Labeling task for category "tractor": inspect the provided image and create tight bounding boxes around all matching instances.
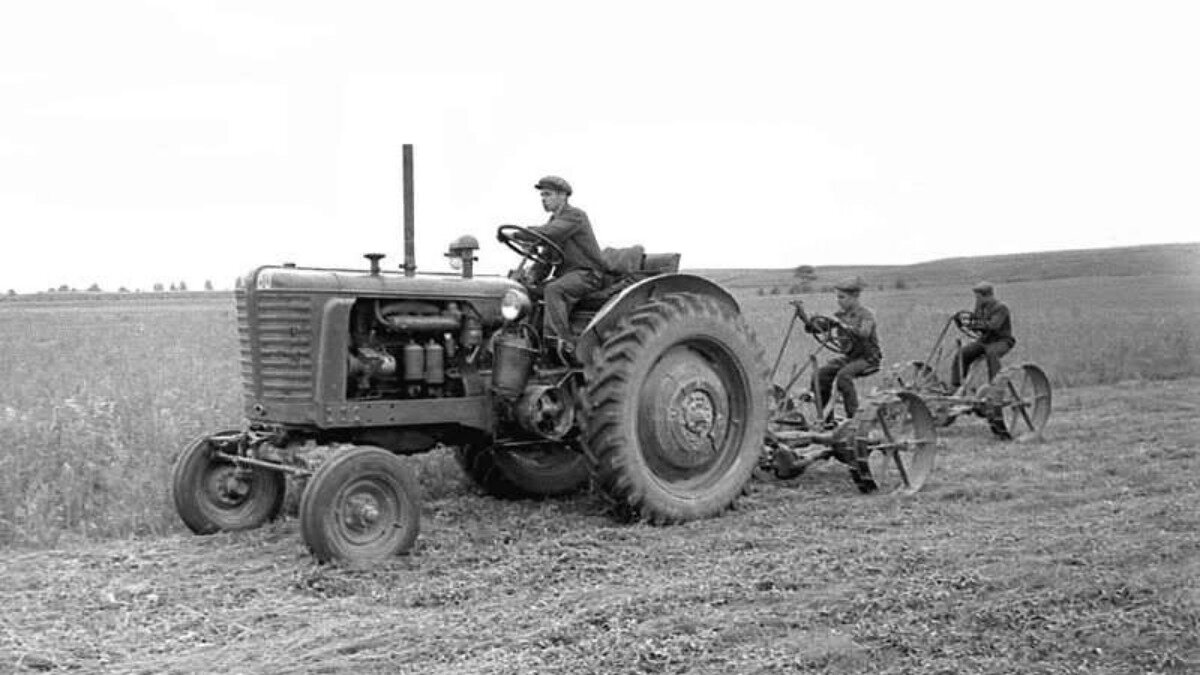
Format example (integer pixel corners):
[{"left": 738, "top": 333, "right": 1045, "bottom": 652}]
[
  {"left": 170, "top": 146, "right": 769, "bottom": 564},
  {"left": 883, "top": 310, "right": 1052, "bottom": 441}
]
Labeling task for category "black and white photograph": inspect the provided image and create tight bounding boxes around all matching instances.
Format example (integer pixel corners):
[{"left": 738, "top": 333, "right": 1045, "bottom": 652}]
[{"left": 1, "top": 2, "right": 1197, "bottom": 673}]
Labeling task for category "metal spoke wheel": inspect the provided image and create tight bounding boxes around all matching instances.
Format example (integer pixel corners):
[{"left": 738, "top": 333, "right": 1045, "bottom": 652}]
[
  {"left": 171, "top": 431, "right": 285, "bottom": 534},
  {"left": 299, "top": 446, "right": 421, "bottom": 565},
  {"left": 861, "top": 393, "right": 939, "bottom": 495},
  {"left": 993, "top": 364, "right": 1052, "bottom": 440}
]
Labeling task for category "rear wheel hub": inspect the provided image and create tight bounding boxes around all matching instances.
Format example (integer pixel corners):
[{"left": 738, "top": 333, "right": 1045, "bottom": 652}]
[{"left": 639, "top": 347, "right": 732, "bottom": 479}]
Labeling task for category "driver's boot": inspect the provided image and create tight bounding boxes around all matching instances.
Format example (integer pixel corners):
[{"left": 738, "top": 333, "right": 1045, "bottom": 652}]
[
  {"left": 555, "top": 337, "right": 580, "bottom": 366},
  {"left": 543, "top": 335, "right": 579, "bottom": 367}
]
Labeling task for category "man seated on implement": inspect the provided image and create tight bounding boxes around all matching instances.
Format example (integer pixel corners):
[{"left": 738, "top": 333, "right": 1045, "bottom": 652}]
[
  {"left": 811, "top": 277, "right": 882, "bottom": 422},
  {"left": 950, "top": 281, "right": 1015, "bottom": 389},
  {"left": 518, "top": 176, "right": 608, "bottom": 358}
]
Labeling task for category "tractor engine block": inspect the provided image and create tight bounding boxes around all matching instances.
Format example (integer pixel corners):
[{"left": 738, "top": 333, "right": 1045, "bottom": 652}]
[{"left": 346, "top": 298, "right": 479, "bottom": 400}]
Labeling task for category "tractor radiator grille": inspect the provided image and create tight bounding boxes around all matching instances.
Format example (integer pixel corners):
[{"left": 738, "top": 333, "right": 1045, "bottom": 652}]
[{"left": 237, "top": 291, "right": 314, "bottom": 401}]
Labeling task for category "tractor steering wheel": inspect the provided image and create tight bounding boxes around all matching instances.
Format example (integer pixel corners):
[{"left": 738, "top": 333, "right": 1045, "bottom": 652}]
[
  {"left": 497, "top": 225, "right": 566, "bottom": 268},
  {"left": 807, "top": 314, "right": 855, "bottom": 354},
  {"left": 952, "top": 310, "right": 983, "bottom": 340}
]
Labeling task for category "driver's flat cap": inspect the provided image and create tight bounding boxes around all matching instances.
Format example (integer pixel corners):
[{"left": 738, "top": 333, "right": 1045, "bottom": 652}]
[
  {"left": 972, "top": 281, "right": 994, "bottom": 295},
  {"left": 834, "top": 276, "right": 864, "bottom": 293},
  {"left": 534, "top": 175, "right": 572, "bottom": 196}
]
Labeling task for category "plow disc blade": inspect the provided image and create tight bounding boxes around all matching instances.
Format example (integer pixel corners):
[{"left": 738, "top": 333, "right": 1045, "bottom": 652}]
[{"left": 859, "top": 392, "right": 939, "bottom": 495}]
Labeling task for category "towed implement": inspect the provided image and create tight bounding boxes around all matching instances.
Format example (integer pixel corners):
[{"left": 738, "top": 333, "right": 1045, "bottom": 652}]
[
  {"left": 885, "top": 310, "right": 1052, "bottom": 441},
  {"left": 759, "top": 300, "right": 939, "bottom": 495}
]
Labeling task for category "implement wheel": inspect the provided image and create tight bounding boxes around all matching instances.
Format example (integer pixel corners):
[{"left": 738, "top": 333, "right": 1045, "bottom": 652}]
[
  {"left": 860, "top": 392, "right": 939, "bottom": 495},
  {"left": 456, "top": 441, "right": 589, "bottom": 499},
  {"left": 299, "top": 446, "right": 420, "bottom": 565},
  {"left": 171, "top": 431, "right": 285, "bottom": 534},
  {"left": 583, "top": 292, "right": 768, "bottom": 523},
  {"left": 993, "top": 363, "right": 1053, "bottom": 440}
]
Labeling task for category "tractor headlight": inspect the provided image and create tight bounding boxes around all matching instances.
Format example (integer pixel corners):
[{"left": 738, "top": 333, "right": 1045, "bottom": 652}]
[{"left": 501, "top": 288, "right": 531, "bottom": 321}]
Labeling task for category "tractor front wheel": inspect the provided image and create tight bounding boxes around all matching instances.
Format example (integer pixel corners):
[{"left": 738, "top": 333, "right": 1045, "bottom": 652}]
[
  {"left": 171, "top": 431, "right": 286, "bottom": 534},
  {"left": 583, "top": 292, "right": 768, "bottom": 523},
  {"left": 299, "top": 446, "right": 420, "bottom": 565}
]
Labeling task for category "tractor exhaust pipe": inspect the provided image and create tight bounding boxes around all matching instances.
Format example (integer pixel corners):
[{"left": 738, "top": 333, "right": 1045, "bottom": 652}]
[{"left": 402, "top": 144, "right": 416, "bottom": 278}]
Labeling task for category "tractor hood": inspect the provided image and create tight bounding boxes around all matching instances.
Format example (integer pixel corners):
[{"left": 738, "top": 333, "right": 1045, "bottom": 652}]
[{"left": 237, "top": 265, "right": 523, "bottom": 300}]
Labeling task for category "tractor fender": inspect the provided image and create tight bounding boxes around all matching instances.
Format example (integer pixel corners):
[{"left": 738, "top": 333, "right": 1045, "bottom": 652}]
[{"left": 576, "top": 273, "right": 741, "bottom": 359}]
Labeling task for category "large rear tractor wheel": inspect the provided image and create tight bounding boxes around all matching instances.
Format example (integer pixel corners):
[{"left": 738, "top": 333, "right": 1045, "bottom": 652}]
[
  {"left": 583, "top": 292, "right": 769, "bottom": 523},
  {"left": 993, "top": 363, "right": 1053, "bottom": 441},
  {"left": 299, "top": 446, "right": 420, "bottom": 565},
  {"left": 861, "top": 393, "right": 939, "bottom": 495},
  {"left": 171, "top": 431, "right": 285, "bottom": 534},
  {"left": 456, "top": 441, "right": 590, "bottom": 499}
]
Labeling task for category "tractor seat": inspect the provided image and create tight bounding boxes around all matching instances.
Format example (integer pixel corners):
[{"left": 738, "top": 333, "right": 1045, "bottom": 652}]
[
  {"left": 572, "top": 246, "right": 681, "bottom": 312},
  {"left": 603, "top": 245, "right": 646, "bottom": 274}
]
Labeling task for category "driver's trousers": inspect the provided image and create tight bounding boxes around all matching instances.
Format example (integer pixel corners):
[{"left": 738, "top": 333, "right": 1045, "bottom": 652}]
[
  {"left": 544, "top": 269, "right": 605, "bottom": 342},
  {"left": 814, "top": 355, "right": 877, "bottom": 419},
  {"left": 950, "top": 339, "right": 1012, "bottom": 388}
]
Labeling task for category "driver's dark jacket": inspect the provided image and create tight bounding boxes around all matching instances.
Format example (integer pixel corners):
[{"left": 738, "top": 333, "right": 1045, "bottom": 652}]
[
  {"left": 972, "top": 299, "right": 1015, "bottom": 347},
  {"left": 834, "top": 305, "right": 882, "bottom": 364},
  {"left": 529, "top": 204, "right": 608, "bottom": 275}
]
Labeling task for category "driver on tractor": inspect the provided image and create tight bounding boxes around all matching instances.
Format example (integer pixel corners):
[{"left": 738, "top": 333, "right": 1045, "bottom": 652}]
[
  {"left": 513, "top": 175, "right": 609, "bottom": 359},
  {"left": 811, "top": 277, "right": 881, "bottom": 422}
]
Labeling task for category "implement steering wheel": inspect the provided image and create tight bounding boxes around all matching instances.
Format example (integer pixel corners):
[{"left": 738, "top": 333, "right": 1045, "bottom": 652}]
[
  {"left": 497, "top": 225, "right": 566, "bottom": 268},
  {"left": 807, "top": 315, "right": 855, "bottom": 354},
  {"left": 952, "top": 310, "right": 983, "bottom": 340}
]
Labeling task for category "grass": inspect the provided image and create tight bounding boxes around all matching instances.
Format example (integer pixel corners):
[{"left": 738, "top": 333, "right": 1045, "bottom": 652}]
[
  {"left": 0, "top": 270, "right": 1197, "bottom": 672},
  {"left": 0, "top": 379, "right": 1196, "bottom": 673}
]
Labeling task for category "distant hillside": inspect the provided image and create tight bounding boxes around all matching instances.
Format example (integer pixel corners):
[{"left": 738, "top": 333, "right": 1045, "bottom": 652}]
[{"left": 689, "top": 242, "right": 1200, "bottom": 292}]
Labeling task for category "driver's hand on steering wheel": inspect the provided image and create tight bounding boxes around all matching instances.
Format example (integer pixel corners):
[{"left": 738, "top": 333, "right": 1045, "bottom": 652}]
[{"left": 511, "top": 228, "right": 539, "bottom": 243}]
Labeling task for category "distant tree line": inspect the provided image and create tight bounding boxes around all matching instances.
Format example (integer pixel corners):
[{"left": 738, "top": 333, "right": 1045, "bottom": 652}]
[
  {"left": 749, "top": 265, "right": 916, "bottom": 296},
  {"left": 7, "top": 280, "right": 221, "bottom": 296}
]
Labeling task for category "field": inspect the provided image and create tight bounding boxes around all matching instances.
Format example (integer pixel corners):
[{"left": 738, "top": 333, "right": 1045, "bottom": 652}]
[{"left": 1, "top": 271, "right": 1198, "bottom": 673}]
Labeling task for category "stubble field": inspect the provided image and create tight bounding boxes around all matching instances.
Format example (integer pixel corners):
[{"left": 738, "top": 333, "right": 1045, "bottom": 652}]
[{"left": 0, "top": 273, "right": 1198, "bottom": 673}]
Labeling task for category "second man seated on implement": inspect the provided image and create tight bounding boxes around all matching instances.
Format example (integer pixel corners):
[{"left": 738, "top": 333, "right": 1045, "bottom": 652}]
[
  {"left": 519, "top": 176, "right": 608, "bottom": 360},
  {"left": 812, "top": 277, "right": 882, "bottom": 423}
]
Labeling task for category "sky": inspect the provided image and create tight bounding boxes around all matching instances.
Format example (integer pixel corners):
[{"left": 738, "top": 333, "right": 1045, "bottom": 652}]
[{"left": 1, "top": 1, "right": 1198, "bottom": 293}]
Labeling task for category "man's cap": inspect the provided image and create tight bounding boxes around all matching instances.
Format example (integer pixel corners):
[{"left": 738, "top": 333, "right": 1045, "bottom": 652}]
[
  {"left": 972, "top": 281, "right": 995, "bottom": 295},
  {"left": 534, "top": 175, "right": 572, "bottom": 196},
  {"left": 834, "top": 276, "right": 864, "bottom": 294}
]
